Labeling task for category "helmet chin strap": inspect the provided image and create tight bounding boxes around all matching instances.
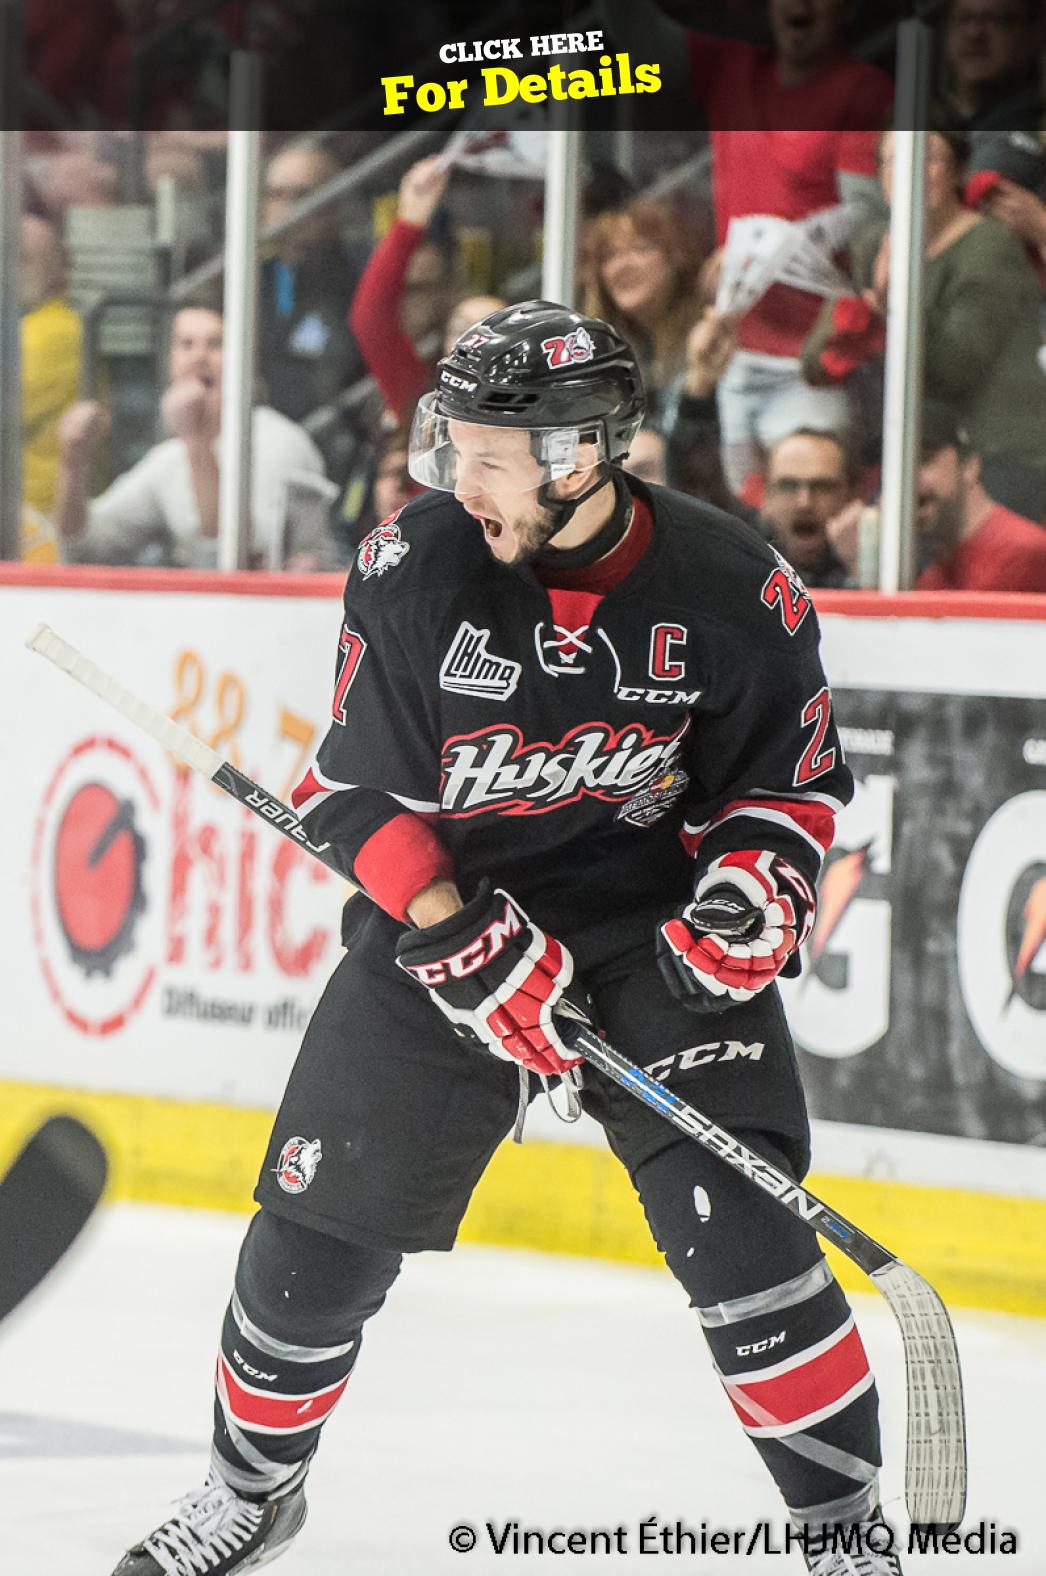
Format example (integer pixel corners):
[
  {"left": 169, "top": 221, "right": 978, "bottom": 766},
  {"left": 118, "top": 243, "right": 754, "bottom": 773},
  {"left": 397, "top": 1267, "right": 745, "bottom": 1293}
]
[{"left": 536, "top": 464, "right": 614, "bottom": 542}]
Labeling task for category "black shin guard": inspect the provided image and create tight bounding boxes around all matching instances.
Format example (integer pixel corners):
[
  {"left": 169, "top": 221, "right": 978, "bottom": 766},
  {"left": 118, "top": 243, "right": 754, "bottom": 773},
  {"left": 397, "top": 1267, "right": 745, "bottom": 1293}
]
[
  {"left": 634, "top": 1137, "right": 882, "bottom": 1524},
  {"left": 212, "top": 1210, "right": 402, "bottom": 1497}
]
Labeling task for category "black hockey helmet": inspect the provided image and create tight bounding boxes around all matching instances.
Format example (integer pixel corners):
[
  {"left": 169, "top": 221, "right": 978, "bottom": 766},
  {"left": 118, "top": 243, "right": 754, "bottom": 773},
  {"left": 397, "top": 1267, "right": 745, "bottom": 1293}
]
[{"left": 408, "top": 300, "right": 646, "bottom": 501}]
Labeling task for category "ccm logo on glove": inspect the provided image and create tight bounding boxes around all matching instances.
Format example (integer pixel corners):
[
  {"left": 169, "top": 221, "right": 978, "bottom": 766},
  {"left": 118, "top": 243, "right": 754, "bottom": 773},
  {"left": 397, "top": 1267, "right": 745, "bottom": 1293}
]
[
  {"left": 395, "top": 880, "right": 588, "bottom": 1077},
  {"left": 398, "top": 901, "right": 522, "bottom": 985}
]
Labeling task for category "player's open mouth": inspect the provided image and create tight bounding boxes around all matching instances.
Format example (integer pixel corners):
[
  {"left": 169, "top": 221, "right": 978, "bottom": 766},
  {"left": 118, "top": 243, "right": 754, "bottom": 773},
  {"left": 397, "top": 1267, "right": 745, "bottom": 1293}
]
[{"left": 481, "top": 517, "right": 503, "bottom": 540}]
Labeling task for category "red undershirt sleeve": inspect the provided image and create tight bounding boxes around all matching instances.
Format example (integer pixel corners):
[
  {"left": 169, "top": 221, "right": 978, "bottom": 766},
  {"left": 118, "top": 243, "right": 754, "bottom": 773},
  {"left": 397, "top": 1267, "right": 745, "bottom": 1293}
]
[{"left": 352, "top": 812, "right": 454, "bottom": 924}]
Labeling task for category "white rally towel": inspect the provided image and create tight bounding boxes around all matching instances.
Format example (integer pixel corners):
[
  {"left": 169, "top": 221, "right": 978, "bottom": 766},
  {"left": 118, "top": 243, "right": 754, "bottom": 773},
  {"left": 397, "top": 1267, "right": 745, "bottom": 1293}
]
[
  {"left": 716, "top": 203, "right": 864, "bottom": 316},
  {"left": 436, "top": 129, "right": 548, "bottom": 179},
  {"left": 715, "top": 214, "right": 802, "bottom": 316}
]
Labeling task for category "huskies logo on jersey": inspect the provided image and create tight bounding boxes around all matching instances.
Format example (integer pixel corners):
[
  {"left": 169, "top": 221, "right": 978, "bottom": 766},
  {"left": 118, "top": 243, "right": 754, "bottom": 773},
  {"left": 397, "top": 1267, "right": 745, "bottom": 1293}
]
[
  {"left": 357, "top": 519, "right": 410, "bottom": 580},
  {"left": 440, "top": 717, "right": 690, "bottom": 816}
]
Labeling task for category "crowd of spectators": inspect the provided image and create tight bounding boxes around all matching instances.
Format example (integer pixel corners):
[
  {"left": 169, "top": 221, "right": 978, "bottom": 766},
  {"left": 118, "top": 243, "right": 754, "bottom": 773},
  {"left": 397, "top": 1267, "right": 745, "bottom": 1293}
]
[
  {"left": 13, "top": 0, "right": 1046, "bottom": 590},
  {"left": 54, "top": 301, "right": 333, "bottom": 570},
  {"left": 20, "top": 214, "right": 82, "bottom": 563},
  {"left": 804, "top": 127, "right": 1046, "bottom": 522}
]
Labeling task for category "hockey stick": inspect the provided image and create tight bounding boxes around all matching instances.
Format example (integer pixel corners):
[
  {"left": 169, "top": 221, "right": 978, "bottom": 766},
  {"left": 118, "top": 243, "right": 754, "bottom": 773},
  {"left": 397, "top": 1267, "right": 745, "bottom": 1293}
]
[
  {"left": 559, "top": 1020, "right": 966, "bottom": 1531},
  {"left": 0, "top": 1115, "right": 108, "bottom": 1324},
  {"left": 24, "top": 622, "right": 966, "bottom": 1529}
]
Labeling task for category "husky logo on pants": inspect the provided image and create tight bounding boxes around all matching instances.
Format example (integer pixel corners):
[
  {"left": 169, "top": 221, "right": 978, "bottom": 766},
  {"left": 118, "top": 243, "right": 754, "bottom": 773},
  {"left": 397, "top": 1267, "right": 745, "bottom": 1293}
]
[{"left": 276, "top": 1136, "right": 323, "bottom": 1194}]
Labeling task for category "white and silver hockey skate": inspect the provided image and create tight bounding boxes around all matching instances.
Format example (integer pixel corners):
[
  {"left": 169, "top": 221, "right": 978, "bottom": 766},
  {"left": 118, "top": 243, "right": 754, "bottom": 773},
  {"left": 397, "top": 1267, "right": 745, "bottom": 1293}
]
[
  {"left": 110, "top": 1469, "right": 306, "bottom": 1576},
  {"left": 801, "top": 1509, "right": 904, "bottom": 1576}
]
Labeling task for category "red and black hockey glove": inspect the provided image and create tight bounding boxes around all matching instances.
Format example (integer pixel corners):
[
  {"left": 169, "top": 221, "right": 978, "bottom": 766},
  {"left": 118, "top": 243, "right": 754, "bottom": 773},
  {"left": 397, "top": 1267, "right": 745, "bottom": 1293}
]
[
  {"left": 395, "top": 881, "right": 590, "bottom": 1077},
  {"left": 657, "top": 850, "right": 816, "bottom": 1011}
]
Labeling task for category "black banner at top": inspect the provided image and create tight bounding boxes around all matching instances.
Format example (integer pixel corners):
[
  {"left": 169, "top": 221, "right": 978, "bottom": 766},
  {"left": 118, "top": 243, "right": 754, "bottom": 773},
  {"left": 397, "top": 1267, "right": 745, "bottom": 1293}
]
[{"left": 17, "top": 0, "right": 1046, "bottom": 132}]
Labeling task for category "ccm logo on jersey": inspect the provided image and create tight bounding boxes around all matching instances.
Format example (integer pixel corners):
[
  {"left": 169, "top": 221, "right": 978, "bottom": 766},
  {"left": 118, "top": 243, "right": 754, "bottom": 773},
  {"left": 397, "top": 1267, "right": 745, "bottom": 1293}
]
[
  {"left": 616, "top": 685, "right": 702, "bottom": 705},
  {"left": 644, "top": 1041, "right": 765, "bottom": 1080},
  {"left": 399, "top": 901, "right": 523, "bottom": 985},
  {"left": 357, "top": 519, "right": 410, "bottom": 579}
]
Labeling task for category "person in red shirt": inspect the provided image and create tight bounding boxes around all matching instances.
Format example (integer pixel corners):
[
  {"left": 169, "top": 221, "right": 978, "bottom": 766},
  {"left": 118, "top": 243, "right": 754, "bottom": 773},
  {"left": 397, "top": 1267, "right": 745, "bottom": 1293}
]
[
  {"left": 914, "top": 404, "right": 1046, "bottom": 591},
  {"left": 827, "top": 402, "right": 1046, "bottom": 588},
  {"left": 349, "top": 155, "right": 504, "bottom": 425},
  {"left": 603, "top": 0, "right": 894, "bottom": 498}
]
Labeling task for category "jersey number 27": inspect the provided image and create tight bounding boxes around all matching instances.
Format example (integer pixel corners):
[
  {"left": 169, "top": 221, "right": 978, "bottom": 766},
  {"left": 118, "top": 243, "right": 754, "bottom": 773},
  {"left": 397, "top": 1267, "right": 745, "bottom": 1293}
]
[
  {"left": 332, "top": 626, "right": 367, "bottom": 725},
  {"left": 794, "top": 687, "right": 837, "bottom": 785},
  {"left": 760, "top": 566, "right": 811, "bottom": 635}
]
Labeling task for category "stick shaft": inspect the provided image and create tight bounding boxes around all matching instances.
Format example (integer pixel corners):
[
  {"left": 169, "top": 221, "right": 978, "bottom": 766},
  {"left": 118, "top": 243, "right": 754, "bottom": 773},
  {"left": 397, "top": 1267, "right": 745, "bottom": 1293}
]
[
  {"left": 566, "top": 1021, "right": 892, "bottom": 1271},
  {"left": 25, "top": 623, "right": 341, "bottom": 873},
  {"left": 25, "top": 623, "right": 223, "bottom": 777}
]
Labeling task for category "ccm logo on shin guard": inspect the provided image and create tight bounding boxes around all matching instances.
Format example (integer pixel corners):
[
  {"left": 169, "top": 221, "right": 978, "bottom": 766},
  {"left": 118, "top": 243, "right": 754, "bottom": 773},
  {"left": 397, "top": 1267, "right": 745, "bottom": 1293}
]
[
  {"left": 399, "top": 902, "right": 523, "bottom": 986},
  {"left": 644, "top": 1041, "right": 765, "bottom": 1080},
  {"left": 736, "top": 1331, "right": 786, "bottom": 1357},
  {"left": 233, "top": 1350, "right": 278, "bottom": 1383}
]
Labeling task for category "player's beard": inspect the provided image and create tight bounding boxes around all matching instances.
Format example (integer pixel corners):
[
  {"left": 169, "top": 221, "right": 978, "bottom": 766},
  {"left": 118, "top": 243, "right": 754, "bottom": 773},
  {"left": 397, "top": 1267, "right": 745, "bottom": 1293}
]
[{"left": 483, "top": 498, "right": 563, "bottom": 568}]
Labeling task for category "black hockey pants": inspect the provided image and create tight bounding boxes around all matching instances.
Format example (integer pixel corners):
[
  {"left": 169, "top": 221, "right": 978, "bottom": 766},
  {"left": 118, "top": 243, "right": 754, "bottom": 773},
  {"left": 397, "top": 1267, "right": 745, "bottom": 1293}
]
[{"left": 213, "top": 1131, "right": 882, "bottom": 1527}]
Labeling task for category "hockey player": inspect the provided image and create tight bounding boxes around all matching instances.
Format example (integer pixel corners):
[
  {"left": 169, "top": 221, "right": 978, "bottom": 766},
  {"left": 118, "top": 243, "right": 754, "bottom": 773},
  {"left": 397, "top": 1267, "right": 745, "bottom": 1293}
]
[{"left": 111, "top": 302, "right": 902, "bottom": 1576}]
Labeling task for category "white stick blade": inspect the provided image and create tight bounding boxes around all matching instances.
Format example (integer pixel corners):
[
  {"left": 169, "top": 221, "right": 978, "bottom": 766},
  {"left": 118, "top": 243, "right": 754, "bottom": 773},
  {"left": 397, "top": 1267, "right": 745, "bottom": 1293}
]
[
  {"left": 872, "top": 1261, "right": 967, "bottom": 1529},
  {"left": 24, "top": 624, "right": 224, "bottom": 780}
]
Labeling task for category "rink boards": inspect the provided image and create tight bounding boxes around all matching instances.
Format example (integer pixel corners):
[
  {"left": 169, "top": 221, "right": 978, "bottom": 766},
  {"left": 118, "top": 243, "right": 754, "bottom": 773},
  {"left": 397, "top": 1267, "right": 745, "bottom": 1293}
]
[{"left": 1, "top": 566, "right": 1045, "bottom": 1316}]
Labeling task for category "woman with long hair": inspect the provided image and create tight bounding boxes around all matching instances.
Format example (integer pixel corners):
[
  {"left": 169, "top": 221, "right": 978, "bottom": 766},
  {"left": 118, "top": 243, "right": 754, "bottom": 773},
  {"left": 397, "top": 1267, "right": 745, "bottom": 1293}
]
[{"left": 582, "top": 197, "right": 706, "bottom": 417}]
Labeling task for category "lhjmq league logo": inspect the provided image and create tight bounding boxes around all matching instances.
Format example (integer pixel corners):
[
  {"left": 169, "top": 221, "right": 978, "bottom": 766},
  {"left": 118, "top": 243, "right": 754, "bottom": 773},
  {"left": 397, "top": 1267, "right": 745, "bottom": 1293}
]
[{"left": 30, "top": 736, "right": 160, "bottom": 1036}]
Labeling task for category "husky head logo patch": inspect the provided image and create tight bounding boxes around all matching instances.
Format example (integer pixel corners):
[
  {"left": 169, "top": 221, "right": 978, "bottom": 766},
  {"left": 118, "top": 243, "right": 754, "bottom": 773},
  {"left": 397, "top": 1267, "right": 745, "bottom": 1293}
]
[
  {"left": 276, "top": 1136, "right": 323, "bottom": 1194},
  {"left": 357, "top": 519, "right": 410, "bottom": 580}
]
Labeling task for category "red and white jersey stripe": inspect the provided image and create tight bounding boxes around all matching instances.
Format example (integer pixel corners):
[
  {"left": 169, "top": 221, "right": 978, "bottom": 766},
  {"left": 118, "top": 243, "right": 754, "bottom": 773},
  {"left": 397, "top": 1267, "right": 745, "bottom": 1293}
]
[
  {"left": 716, "top": 1315, "right": 874, "bottom": 1438},
  {"left": 292, "top": 759, "right": 440, "bottom": 821},
  {"left": 682, "top": 788, "right": 845, "bottom": 863}
]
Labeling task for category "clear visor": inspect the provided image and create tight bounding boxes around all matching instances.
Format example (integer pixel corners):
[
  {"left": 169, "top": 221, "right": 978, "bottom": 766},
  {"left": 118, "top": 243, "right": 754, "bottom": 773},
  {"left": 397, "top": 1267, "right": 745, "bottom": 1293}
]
[{"left": 408, "top": 391, "right": 613, "bottom": 500}]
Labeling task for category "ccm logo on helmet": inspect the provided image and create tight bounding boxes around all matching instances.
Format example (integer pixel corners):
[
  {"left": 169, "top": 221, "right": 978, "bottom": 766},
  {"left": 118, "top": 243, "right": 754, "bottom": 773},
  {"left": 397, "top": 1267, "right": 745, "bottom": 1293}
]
[
  {"left": 541, "top": 326, "right": 595, "bottom": 369},
  {"left": 398, "top": 901, "right": 523, "bottom": 985},
  {"left": 441, "top": 370, "right": 479, "bottom": 393}
]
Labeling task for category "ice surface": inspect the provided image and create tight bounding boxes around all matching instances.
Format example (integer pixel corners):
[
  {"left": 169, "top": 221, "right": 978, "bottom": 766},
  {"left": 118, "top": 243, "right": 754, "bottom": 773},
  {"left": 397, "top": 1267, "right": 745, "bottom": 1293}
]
[{"left": 1, "top": 1203, "right": 1041, "bottom": 1573}]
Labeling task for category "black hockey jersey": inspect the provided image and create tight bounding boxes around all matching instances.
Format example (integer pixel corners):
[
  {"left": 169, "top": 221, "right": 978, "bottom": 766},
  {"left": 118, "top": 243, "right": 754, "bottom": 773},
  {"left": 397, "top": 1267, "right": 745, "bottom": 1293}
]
[{"left": 291, "top": 479, "right": 853, "bottom": 936}]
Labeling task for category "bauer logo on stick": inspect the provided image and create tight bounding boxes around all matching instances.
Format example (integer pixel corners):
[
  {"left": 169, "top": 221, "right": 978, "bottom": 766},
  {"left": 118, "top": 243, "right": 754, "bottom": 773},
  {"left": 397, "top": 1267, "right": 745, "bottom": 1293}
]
[{"left": 275, "top": 1136, "right": 323, "bottom": 1194}]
